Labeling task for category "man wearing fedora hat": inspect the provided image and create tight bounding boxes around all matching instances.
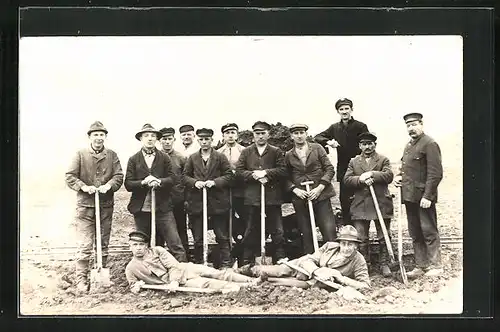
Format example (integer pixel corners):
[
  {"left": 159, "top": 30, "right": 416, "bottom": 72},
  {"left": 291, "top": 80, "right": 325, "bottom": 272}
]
[
  {"left": 285, "top": 124, "right": 337, "bottom": 255},
  {"left": 65, "top": 121, "right": 124, "bottom": 292},
  {"left": 344, "top": 132, "right": 394, "bottom": 277},
  {"left": 178, "top": 124, "right": 200, "bottom": 158},
  {"left": 394, "top": 113, "right": 443, "bottom": 278},
  {"left": 236, "top": 225, "right": 370, "bottom": 290},
  {"left": 314, "top": 98, "right": 370, "bottom": 226},
  {"left": 125, "top": 123, "right": 187, "bottom": 262}
]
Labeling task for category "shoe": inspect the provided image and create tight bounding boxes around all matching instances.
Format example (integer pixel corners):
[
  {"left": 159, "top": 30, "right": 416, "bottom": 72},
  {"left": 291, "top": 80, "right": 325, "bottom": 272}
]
[
  {"left": 406, "top": 267, "right": 425, "bottom": 279},
  {"left": 236, "top": 264, "right": 253, "bottom": 276},
  {"left": 424, "top": 267, "right": 444, "bottom": 277},
  {"left": 381, "top": 265, "right": 392, "bottom": 277}
]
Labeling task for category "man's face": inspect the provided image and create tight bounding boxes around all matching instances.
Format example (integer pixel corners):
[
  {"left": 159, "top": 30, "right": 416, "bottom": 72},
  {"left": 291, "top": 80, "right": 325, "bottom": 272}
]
[
  {"left": 406, "top": 120, "right": 424, "bottom": 139},
  {"left": 129, "top": 240, "right": 148, "bottom": 258},
  {"left": 180, "top": 131, "right": 195, "bottom": 145},
  {"left": 223, "top": 129, "right": 238, "bottom": 145},
  {"left": 89, "top": 131, "right": 107, "bottom": 149},
  {"left": 160, "top": 135, "right": 175, "bottom": 151},
  {"left": 339, "top": 240, "right": 357, "bottom": 258},
  {"left": 253, "top": 129, "right": 270, "bottom": 146},
  {"left": 291, "top": 130, "right": 307, "bottom": 145},
  {"left": 197, "top": 136, "right": 213, "bottom": 149},
  {"left": 359, "top": 140, "right": 376, "bottom": 156},
  {"left": 337, "top": 105, "right": 353, "bottom": 121}
]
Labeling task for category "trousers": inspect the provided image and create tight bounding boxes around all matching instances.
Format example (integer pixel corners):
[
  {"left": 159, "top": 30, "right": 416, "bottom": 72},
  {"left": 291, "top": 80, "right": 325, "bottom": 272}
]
[{"left": 352, "top": 218, "right": 391, "bottom": 265}]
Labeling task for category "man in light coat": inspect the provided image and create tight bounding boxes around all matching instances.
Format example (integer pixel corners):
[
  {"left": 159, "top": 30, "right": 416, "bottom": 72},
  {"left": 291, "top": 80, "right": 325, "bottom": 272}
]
[{"left": 177, "top": 124, "right": 200, "bottom": 158}]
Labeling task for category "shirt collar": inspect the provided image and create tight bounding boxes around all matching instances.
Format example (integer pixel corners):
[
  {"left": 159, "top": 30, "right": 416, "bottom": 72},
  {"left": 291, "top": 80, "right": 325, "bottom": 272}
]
[
  {"left": 89, "top": 145, "right": 105, "bottom": 154},
  {"left": 340, "top": 117, "right": 355, "bottom": 127},
  {"left": 142, "top": 148, "right": 156, "bottom": 156}
]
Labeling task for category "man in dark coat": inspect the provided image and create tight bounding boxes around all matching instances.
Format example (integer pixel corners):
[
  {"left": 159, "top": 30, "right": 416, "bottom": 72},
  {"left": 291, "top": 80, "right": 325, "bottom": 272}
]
[
  {"left": 65, "top": 121, "right": 124, "bottom": 292},
  {"left": 125, "top": 123, "right": 187, "bottom": 262},
  {"left": 395, "top": 113, "right": 443, "bottom": 278},
  {"left": 314, "top": 98, "right": 369, "bottom": 226},
  {"left": 183, "top": 128, "right": 233, "bottom": 268},
  {"left": 235, "top": 121, "right": 288, "bottom": 265},
  {"left": 344, "top": 132, "right": 394, "bottom": 276},
  {"left": 285, "top": 124, "right": 337, "bottom": 255}
]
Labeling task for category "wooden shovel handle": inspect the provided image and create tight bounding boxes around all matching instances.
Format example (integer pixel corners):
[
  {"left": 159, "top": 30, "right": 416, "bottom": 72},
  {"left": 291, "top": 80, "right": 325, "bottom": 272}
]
[
  {"left": 95, "top": 192, "right": 103, "bottom": 269},
  {"left": 368, "top": 185, "right": 395, "bottom": 263}
]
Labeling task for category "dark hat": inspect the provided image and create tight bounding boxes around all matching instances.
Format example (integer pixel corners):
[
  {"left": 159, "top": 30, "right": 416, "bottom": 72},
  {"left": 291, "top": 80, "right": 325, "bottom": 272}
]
[
  {"left": 159, "top": 127, "right": 175, "bottom": 137},
  {"left": 135, "top": 123, "right": 161, "bottom": 141},
  {"left": 337, "top": 225, "right": 362, "bottom": 243},
  {"left": 289, "top": 124, "right": 309, "bottom": 133},
  {"left": 252, "top": 121, "right": 271, "bottom": 131},
  {"left": 335, "top": 98, "right": 353, "bottom": 110},
  {"left": 403, "top": 112, "right": 423, "bottom": 123},
  {"left": 196, "top": 128, "right": 214, "bottom": 137},
  {"left": 358, "top": 132, "right": 377, "bottom": 142},
  {"left": 179, "top": 125, "right": 195, "bottom": 133},
  {"left": 221, "top": 123, "right": 239, "bottom": 133},
  {"left": 87, "top": 121, "right": 108, "bottom": 135},
  {"left": 129, "top": 231, "right": 150, "bottom": 243}
]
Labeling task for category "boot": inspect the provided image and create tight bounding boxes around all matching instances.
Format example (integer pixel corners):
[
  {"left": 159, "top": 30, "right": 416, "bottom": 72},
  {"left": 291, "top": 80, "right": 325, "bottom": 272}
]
[
  {"left": 379, "top": 243, "right": 391, "bottom": 277},
  {"left": 102, "top": 255, "right": 108, "bottom": 268},
  {"left": 193, "top": 245, "right": 203, "bottom": 264},
  {"left": 75, "top": 259, "right": 90, "bottom": 292},
  {"left": 358, "top": 242, "right": 371, "bottom": 268},
  {"left": 406, "top": 267, "right": 425, "bottom": 279}
]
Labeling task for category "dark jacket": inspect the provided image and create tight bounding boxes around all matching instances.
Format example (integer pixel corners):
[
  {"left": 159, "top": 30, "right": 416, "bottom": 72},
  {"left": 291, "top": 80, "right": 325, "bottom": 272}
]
[
  {"left": 217, "top": 143, "right": 246, "bottom": 198},
  {"left": 183, "top": 149, "right": 233, "bottom": 215},
  {"left": 65, "top": 147, "right": 124, "bottom": 208},
  {"left": 284, "top": 142, "right": 336, "bottom": 203},
  {"left": 314, "top": 117, "right": 369, "bottom": 178},
  {"left": 235, "top": 143, "right": 287, "bottom": 206},
  {"left": 400, "top": 133, "right": 443, "bottom": 203},
  {"left": 163, "top": 149, "right": 187, "bottom": 205},
  {"left": 125, "top": 148, "right": 175, "bottom": 214},
  {"left": 344, "top": 152, "right": 394, "bottom": 220}
]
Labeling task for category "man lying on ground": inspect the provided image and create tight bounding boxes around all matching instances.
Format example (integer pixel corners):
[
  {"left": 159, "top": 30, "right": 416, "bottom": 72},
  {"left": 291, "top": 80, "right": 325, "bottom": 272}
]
[
  {"left": 125, "top": 231, "right": 266, "bottom": 293},
  {"left": 236, "top": 225, "right": 370, "bottom": 290}
]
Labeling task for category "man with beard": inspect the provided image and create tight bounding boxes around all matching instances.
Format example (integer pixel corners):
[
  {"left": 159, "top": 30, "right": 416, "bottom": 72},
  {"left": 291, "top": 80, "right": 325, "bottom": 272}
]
[
  {"left": 178, "top": 124, "right": 200, "bottom": 158},
  {"left": 344, "top": 132, "right": 394, "bottom": 277},
  {"left": 314, "top": 98, "right": 369, "bottom": 226},
  {"left": 394, "top": 113, "right": 443, "bottom": 278},
  {"left": 125, "top": 231, "right": 266, "bottom": 294},
  {"left": 125, "top": 123, "right": 187, "bottom": 262},
  {"left": 65, "top": 121, "right": 124, "bottom": 292}
]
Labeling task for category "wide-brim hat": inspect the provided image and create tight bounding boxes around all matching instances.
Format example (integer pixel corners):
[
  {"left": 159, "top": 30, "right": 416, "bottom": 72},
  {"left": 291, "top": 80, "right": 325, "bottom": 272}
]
[
  {"left": 87, "top": 121, "right": 108, "bottom": 135},
  {"left": 337, "top": 225, "right": 362, "bottom": 243},
  {"left": 335, "top": 98, "right": 353, "bottom": 110},
  {"left": 129, "top": 231, "right": 150, "bottom": 243},
  {"left": 403, "top": 112, "right": 423, "bottom": 123},
  {"left": 135, "top": 123, "right": 161, "bottom": 141}
]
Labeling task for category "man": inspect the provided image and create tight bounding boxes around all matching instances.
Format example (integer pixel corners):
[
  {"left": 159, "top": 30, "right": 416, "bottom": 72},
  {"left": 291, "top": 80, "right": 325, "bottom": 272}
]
[
  {"left": 344, "top": 132, "right": 394, "bottom": 277},
  {"left": 285, "top": 124, "right": 337, "bottom": 255},
  {"left": 395, "top": 113, "right": 443, "bottom": 278},
  {"left": 65, "top": 121, "right": 124, "bottom": 292},
  {"left": 237, "top": 225, "right": 370, "bottom": 290},
  {"left": 183, "top": 128, "right": 233, "bottom": 268},
  {"left": 125, "top": 231, "right": 266, "bottom": 294},
  {"left": 314, "top": 98, "right": 369, "bottom": 226},
  {"left": 217, "top": 123, "right": 246, "bottom": 248},
  {"left": 235, "top": 121, "right": 288, "bottom": 265},
  {"left": 124, "top": 123, "right": 187, "bottom": 262},
  {"left": 178, "top": 124, "right": 200, "bottom": 158},
  {"left": 158, "top": 127, "right": 189, "bottom": 254}
]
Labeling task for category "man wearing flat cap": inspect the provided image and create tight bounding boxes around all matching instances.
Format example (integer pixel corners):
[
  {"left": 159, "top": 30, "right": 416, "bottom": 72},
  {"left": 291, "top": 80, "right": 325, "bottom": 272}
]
[
  {"left": 394, "top": 113, "right": 443, "bottom": 278},
  {"left": 178, "top": 124, "right": 200, "bottom": 158},
  {"left": 65, "top": 121, "right": 124, "bottom": 292},
  {"left": 314, "top": 98, "right": 370, "bottom": 226},
  {"left": 125, "top": 124, "right": 187, "bottom": 262},
  {"left": 235, "top": 121, "right": 288, "bottom": 265},
  {"left": 285, "top": 124, "right": 337, "bottom": 255},
  {"left": 125, "top": 231, "right": 266, "bottom": 294},
  {"left": 344, "top": 132, "right": 394, "bottom": 277},
  {"left": 183, "top": 128, "right": 234, "bottom": 267},
  {"left": 158, "top": 127, "right": 189, "bottom": 254}
]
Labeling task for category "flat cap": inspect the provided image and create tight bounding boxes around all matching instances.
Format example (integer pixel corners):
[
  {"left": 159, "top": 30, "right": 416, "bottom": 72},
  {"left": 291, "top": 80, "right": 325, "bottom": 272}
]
[
  {"left": 221, "top": 123, "right": 239, "bottom": 133},
  {"left": 335, "top": 98, "right": 353, "bottom": 110},
  {"left": 159, "top": 127, "right": 175, "bottom": 137},
  {"left": 129, "top": 231, "right": 150, "bottom": 243},
  {"left": 252, "top": 121, "right": 271, "bottom": 131},
  {"left": 87, "top": 121, "right": 108, "bottom": 135},
  {"left": 403, "top": 112, "right": 423, "bottom": 123},
  {"left": 358, "top": 132, "right": 377, "bottom": 142},
  {"left": 179, "top": 125, "right": 195, "bottom": 133},
  {"left": 289, "top": 124, "right": 309, "bottom": 133},
  {"left": 135, "top": 123, "right": 161, "bottom": 141},
  {"left": 196, "top": 128, "right": 214, "bottom": 137}
]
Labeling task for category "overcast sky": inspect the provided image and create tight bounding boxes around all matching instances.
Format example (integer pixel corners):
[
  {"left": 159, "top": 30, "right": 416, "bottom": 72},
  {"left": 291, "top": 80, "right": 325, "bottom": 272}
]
[{"left": 20, "top": 35, "right": 463, "bottom": 189}]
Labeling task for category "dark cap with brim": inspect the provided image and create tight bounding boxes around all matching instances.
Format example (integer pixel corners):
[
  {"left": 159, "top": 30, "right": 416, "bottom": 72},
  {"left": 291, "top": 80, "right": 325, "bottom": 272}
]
[
  {"left": 129, "top": 231, "right": 150, "bottom": 243},
  {"left": 159, "top": 127, "right": 175, "bottom": 137},
  {"left": 403, "top": 112, "right": 423, "bottom": 123},
  {"left": 358, "top": 132, "right": 377, "bottom": 142},
  {"left": 335, "top": 98, "right": 353, "bottom": 110},
  {"left": 252, "top": 121, "right": 271, "bottom": 131},
  {"left": 336, "top": 225, "right": 362, "bottom": 243},
  {"left": 179, "top": 125, "right": 195, "bottom": 133},
  {"left": 221, "top": 123, "right": 239, "bottom": 133},
  {"left": 289, "top": 124, "right": 309, "bottom": 133},
  {"left": 196, "top": 128, "right": 214, "bottom": 137}
]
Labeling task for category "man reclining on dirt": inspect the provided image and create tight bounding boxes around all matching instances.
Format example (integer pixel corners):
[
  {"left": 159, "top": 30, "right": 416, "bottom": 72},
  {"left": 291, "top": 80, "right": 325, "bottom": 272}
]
[
  {"left": 125, "top": 231, "right": 266, "bottom": 294},
  {"left": 236, "top": 225, "right": 370, "bottom": 291}
]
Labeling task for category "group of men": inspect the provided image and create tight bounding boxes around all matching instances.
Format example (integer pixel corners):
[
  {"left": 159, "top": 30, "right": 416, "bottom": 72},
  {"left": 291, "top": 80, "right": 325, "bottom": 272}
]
[{"left": 65, "top": 97, "right": 444, "bottom": 294}]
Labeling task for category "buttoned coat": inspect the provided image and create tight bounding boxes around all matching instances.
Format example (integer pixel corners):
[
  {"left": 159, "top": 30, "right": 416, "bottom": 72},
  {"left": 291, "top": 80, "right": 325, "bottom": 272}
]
[
  {"left": 400, "top": 133, "right": 443, "bottom": 203},
  {"left": 235, "top": 144, "right": 287, "bottom": 206},
  {"left": 65, "top": 147, "right": 124, "bottom": 208},
  {"left": 124, "top": 148, "right": 175, "bottom": 214},
  {"left": 343, "top": 152, "right": 394, "bottom": 220},
  {"left": 284, "top": 142, "right": 336, "bottom": 203},
  {"left": 217, "top": 143, "right": 245, "bottom": 198},
  {"left": 183, "top": 149, "right": 233, "bottom": 215},
  {"left": 163, "top": 149, "right": 187, "bottom": 205}
]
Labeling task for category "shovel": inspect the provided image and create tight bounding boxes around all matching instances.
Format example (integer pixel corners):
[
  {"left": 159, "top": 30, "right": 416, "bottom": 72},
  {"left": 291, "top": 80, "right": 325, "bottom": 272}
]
[
  {"left": 90, "top": 191, "right": 112, "bottom": 289},
  {"left": 151, "top": 187, "right": 156, "bottom": 247},
  {"left": 202, "top": 186, "right": 208, "bottom": 266},
  {"left": 368, "top": 184, "right": 396, "bottom": 264},
  {"left": 255, "top": 183, "right": 273, "bottom": 265},
  {"left": 326, "top": 146, "right": 338, "bottom": 181},
  {"left": 141, "top": 283, "right": 220, "bottom": 294},
  {"left": 301, "top": 180, "right": 319, "bottom": 252},
  {"left": 398, "top": 187, "right": 409, "bottom": 285}
]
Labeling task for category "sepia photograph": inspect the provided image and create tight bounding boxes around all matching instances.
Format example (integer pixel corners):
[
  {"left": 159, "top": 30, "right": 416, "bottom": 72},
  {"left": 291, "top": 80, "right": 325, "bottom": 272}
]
[{"left": 19, "top": 33, "right": 463, "bottom": 315}]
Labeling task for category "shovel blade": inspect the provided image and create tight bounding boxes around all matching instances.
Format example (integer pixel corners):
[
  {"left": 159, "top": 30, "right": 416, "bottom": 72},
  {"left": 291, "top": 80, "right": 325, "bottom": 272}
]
[
  {"left": 90, "top": 268, "right": 112, "bottom": 288},
  {"left": 400, "top": 265, "right": 409, "bottom": 285},
  {"left": 255, "top": 255, "right": 273, "bottom": 265}
]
